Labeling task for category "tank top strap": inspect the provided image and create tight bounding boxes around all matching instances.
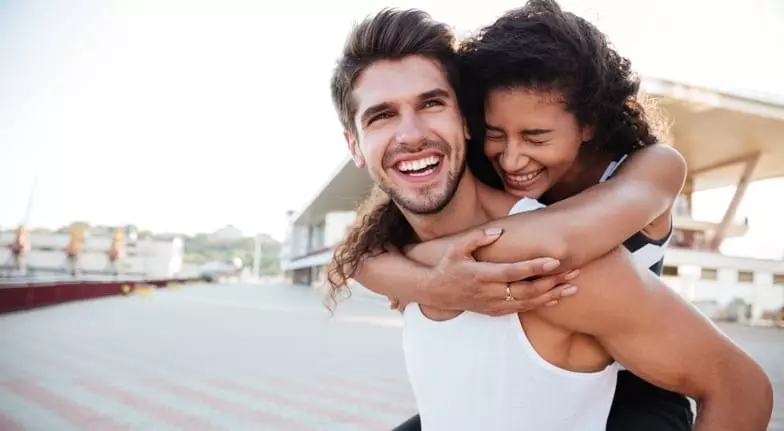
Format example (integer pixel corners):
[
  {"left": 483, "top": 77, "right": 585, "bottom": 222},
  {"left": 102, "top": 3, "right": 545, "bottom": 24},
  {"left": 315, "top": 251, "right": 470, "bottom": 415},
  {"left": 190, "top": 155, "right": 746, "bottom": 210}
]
[{"left": 598, "top": 153, "right": 629, "bottom": 183}]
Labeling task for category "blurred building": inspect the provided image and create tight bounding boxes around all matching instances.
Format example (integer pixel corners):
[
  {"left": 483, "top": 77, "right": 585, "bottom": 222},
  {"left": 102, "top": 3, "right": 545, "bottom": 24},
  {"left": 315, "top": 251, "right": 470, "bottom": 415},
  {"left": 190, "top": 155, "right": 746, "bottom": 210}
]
[
  {"left": 281, "top": 160, "right": 368, "bottom": 286},
  {"left": 282, "top": 77, "right": 784, "bottom": 320},
  {"left": 0, "top": 228, "right": 183, "bottom": 280}
]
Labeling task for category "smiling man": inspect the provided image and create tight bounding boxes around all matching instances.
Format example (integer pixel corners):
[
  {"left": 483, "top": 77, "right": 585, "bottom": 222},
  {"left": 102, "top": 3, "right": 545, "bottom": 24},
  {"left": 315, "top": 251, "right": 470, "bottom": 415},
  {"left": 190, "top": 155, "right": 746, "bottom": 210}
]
[
  {"left": 359, "top": 86, "right": 465, "bottom": 216},
  {"left": 327, "top": 7, "right": 773, "bottom": 431}
]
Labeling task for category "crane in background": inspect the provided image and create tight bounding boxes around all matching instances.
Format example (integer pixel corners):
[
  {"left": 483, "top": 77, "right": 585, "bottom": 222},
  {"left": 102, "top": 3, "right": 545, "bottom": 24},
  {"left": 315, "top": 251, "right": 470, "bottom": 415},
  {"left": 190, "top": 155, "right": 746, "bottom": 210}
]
[
  {"left": 64, "top": 222, "right": 88, "bottom": 276},
  {"left": 6, "top": 225, "right": 31, "bottom": 276},
  {"left": 3, "top": 177, "right": 37, "bottom": 277}
]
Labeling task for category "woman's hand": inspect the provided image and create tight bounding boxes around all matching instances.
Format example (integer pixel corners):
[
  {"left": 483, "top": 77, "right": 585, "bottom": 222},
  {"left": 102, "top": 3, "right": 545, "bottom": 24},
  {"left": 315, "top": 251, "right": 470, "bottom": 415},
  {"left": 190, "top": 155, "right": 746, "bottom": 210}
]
[{"left": 396, "top": 228, "right": 580, "bottom": 315}]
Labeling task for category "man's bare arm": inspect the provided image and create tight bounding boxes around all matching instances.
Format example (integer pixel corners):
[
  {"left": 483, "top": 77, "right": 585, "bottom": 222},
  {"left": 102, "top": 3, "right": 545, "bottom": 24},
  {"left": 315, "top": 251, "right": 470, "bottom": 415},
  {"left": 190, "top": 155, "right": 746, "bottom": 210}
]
[
  {"left": 351, "top": 247, "right": 432, "bottom": 303},
  {"left": 537, "top": 248, "right": 773, "bottom": 430}
]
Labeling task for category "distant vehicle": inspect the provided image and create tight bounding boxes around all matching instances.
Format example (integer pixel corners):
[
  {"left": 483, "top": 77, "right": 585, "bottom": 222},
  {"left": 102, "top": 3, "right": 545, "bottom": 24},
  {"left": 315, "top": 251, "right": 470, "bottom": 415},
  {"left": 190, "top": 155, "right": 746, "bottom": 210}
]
[{"left": 198, "top": 258, "right": 243, "bottom": 283}]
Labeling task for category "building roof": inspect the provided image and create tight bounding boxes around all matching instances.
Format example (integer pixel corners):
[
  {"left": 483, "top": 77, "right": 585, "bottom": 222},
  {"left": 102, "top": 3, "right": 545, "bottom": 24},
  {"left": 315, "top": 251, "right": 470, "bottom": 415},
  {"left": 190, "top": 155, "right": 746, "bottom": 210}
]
[
  {"left": 292, "top": 157, "right": 371, "bottom": 226},
  {"left": 642, "top": 77, "right": 784, "bottom": 190}
]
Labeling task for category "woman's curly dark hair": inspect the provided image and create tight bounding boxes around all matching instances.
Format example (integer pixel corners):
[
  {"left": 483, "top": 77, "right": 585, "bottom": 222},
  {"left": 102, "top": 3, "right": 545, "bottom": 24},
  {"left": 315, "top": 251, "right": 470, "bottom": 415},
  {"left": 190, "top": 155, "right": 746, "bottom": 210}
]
[{"left": 458, "top": 0, "right": 665, "bottom": 189}]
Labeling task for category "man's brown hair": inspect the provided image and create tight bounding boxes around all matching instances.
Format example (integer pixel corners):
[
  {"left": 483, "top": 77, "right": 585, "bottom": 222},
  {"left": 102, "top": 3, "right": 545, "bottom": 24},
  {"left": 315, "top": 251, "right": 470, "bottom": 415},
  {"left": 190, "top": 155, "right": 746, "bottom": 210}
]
[
  {"left": 329, "top": 8, "right": 460, "bottom": 134},
  {"left": 326, "top": 9, "right": 459, "bottom": 310}
]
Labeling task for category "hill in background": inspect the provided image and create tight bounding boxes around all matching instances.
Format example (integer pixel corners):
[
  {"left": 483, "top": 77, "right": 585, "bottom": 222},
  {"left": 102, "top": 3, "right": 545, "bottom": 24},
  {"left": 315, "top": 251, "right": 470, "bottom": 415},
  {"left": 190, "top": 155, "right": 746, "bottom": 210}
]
[{"left": 182, "top": 227, "right": 282, "bottom": 275}]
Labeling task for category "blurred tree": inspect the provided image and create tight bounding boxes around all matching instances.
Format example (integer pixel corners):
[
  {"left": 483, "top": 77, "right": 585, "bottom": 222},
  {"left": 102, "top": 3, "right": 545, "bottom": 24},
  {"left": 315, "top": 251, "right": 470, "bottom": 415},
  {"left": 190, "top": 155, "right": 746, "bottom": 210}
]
[{"left": 182, "top": 234, "right": 281, "bottom": 275}]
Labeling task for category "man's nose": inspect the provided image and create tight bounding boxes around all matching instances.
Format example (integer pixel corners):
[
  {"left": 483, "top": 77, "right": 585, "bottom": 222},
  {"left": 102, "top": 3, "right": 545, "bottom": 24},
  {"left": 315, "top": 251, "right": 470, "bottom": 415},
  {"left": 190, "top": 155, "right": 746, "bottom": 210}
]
[{"left": 394, "top": 112, "right": 427, "bottom": 149}]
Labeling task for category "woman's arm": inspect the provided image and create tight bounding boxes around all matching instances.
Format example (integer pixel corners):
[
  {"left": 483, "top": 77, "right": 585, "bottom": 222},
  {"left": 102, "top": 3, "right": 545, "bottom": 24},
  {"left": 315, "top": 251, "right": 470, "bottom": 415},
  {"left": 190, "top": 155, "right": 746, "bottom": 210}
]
[
  {"left": 469, "top": 145, "right": 687, "bottom": 268},
  {"left": 353, "top": 230, "right": 572, "bottom": 313},
  {"left": 352, "top": 145, "right": 685, "bottom": 311},
  {"left": 404, "top": 145, "right": 686, "bottom": 268}
]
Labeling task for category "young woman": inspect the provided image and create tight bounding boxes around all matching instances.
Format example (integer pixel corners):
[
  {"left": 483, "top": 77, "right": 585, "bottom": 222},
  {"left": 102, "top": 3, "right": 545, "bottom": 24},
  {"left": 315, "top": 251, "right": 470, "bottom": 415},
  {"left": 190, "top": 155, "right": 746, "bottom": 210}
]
[{"left": 333, "top": 1, "right": 691, "bottom": 429}]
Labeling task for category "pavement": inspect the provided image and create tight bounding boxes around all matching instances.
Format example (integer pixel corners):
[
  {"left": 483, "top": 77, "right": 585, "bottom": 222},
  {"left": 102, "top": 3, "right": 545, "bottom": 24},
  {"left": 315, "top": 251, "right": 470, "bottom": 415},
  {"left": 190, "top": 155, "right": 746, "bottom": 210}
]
[{"left": 0, "top": 282, "right": 781, "bottom": 430}]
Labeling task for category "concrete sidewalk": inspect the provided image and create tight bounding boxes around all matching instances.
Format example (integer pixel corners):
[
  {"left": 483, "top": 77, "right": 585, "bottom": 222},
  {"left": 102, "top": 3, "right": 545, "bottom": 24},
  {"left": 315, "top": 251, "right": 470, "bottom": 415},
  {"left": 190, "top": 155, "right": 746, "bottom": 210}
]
[{"left": 0, "top": 282, "right": 780, "bottom": 430}]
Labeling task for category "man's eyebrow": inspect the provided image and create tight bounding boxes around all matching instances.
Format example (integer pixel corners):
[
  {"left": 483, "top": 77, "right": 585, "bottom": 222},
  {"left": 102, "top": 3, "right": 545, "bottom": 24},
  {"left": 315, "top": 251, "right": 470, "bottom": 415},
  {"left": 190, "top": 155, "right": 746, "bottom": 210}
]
[
  {"left": 359, "top": 88, "right": 451, "bottom": 125},
  {"left": 418, "top": 88, "right": 450, "bottom": 101},
  {"left": 359, "top": 102, "right": 392, "bottom": 124}
]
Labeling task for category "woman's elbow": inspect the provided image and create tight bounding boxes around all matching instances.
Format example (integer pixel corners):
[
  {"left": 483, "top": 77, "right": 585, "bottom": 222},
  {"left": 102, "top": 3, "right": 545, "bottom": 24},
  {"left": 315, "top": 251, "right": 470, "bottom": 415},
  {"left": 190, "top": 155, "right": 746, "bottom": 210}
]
[{"left": 543, "top": 237, "right": 571, "bottom": 269}]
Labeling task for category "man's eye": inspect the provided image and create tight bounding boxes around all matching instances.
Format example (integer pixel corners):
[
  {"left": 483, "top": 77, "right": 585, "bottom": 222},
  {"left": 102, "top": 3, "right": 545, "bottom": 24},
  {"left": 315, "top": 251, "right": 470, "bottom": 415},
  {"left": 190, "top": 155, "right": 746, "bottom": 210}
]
[
  {"left": 369, "top": 112, "right": 393, "bottom": 125},
  {"left": 422, "top": 100, "right": 443, "bottom": 109},
  {"left": 486, "top": 133, "right": 505, "bottom": 141}
]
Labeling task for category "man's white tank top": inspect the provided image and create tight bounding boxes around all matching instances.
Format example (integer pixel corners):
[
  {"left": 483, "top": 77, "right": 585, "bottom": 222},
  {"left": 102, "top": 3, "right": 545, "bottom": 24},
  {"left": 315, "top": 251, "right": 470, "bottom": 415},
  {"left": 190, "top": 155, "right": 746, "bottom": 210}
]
[{"left": 402, "top": 197, "right": 619, "bottom": 431}]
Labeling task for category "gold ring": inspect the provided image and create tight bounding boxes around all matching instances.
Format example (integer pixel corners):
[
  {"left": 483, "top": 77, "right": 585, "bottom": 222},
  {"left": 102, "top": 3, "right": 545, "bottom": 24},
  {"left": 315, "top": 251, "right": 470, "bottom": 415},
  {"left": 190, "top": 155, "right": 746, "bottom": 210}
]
[{"left": 505, "top": 284, "right": 514, "bottom": 301}]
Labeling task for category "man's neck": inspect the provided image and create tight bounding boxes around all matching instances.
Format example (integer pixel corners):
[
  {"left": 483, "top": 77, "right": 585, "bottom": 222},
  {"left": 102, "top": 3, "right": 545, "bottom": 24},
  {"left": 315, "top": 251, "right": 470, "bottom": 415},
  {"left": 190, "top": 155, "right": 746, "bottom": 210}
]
[{"left": 404, "top": 173, "right": 495, "bottom": 242}]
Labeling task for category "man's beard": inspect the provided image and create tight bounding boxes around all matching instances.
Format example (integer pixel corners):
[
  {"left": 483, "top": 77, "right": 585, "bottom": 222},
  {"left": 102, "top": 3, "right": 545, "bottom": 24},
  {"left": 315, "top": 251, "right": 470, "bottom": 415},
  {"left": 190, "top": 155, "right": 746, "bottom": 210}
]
[{"left": 380, "top": 156, "right": 467, "bottom": 215}]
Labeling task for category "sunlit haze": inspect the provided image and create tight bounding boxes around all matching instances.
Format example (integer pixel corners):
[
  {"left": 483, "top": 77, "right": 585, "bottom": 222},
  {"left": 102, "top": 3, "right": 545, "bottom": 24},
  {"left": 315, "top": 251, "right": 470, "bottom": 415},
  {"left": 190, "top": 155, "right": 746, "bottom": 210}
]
[{"left": 1, "top": 0, "right": 782, "bottom": 258}]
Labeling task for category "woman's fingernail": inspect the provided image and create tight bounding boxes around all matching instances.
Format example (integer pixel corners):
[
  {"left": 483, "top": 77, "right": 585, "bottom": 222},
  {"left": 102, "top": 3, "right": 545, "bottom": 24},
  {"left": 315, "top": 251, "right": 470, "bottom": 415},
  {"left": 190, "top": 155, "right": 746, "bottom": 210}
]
[
  {"left": 561, "top": 285, "right": 578, "bottom": 296},
  {"left": 543, "top": 259, "right": 561, "bottom": 271},
  {"left": 485, "top": 227, "right": 503, "bottom": 236}
]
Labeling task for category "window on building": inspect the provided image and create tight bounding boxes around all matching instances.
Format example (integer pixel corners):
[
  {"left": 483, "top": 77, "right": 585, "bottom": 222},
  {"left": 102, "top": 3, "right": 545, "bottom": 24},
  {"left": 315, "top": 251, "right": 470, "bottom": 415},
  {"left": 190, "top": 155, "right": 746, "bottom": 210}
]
[
  {"left": 700, "top": 268, "right": 718, "bottom": 280},
  {"left": 737, "top": 271, "right": 754, "bottom": 283},
  {"left": 774, "top": 274, "right": 784, "bottom": 286},
  {"left": 662, "top": 266, "right": 679, "bottom": 277}
]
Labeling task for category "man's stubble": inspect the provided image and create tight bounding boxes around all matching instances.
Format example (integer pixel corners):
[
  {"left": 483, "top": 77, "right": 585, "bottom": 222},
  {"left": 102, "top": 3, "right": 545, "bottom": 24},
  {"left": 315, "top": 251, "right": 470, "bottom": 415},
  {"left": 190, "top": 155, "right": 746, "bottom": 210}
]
[{"left": 379, "top": 151, "right": 467, "bottom": 215}]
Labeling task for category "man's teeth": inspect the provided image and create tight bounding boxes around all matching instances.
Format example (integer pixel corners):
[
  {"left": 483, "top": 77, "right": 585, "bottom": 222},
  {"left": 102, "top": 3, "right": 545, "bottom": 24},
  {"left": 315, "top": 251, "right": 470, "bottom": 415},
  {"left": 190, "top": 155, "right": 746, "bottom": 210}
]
[
  {"left": 508, "top": 169, "right": 543, "bottom": 182},
  {"left": 397, "top": 155, "right": 440, "bottom": 172}
]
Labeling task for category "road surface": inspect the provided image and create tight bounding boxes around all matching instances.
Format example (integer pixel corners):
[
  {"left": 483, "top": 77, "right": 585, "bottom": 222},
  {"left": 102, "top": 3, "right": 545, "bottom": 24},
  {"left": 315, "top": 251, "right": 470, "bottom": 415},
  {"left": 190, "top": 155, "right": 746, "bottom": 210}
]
[{"left": 0, "top": 283, "right": 781, "bottom": 430}]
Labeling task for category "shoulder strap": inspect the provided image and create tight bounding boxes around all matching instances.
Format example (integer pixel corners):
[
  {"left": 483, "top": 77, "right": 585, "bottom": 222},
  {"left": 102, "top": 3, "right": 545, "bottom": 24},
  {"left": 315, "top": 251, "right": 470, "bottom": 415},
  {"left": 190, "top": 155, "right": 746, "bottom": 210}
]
[
  {"left": 598, "top": 154, "right": 630, "bottom": 183},
  {"left": 509, "top": 197, "right": 546, "bottom": 215}
]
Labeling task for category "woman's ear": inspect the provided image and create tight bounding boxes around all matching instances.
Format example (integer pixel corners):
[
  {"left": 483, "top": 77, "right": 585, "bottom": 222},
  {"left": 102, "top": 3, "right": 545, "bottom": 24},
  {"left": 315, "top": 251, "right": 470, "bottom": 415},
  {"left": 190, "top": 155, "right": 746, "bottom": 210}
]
[{"left": 580, "top": 125, "right": 595, "bottom": 143}]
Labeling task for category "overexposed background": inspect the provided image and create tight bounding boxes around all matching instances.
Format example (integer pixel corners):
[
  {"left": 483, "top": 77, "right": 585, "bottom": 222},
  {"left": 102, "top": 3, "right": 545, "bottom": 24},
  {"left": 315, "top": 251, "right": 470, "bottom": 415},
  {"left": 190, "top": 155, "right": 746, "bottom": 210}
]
[{"left": 1, "top": 0, "right": 782, "bottom": 258}]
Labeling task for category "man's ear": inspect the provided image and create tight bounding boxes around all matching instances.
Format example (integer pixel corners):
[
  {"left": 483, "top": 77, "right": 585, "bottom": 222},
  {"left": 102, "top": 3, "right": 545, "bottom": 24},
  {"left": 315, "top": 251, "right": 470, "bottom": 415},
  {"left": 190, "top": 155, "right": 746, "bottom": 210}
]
[
  {"left": 463, "top": 118, "right": 471, "bottom": 140},
  {"left": 344, "top": 131, "right": 365, "bottom": 168}
]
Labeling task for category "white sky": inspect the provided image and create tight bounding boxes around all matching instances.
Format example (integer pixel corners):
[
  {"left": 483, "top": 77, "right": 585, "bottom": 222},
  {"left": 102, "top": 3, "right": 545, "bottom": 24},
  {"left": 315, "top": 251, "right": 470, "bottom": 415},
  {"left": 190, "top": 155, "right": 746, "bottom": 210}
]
[{"left": 0, "top": 0, "right": 783, "bottom": 258}]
